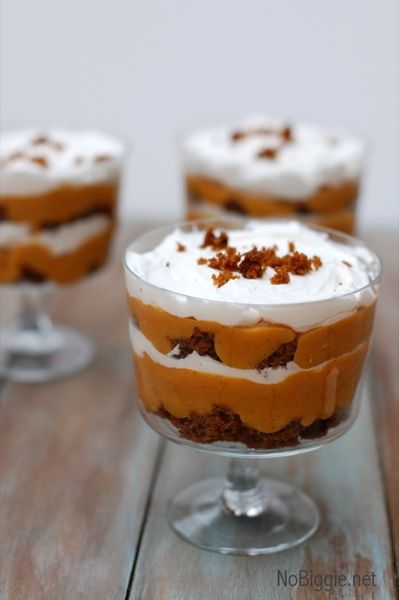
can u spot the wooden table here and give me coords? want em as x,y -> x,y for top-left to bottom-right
1,226 -> 398,600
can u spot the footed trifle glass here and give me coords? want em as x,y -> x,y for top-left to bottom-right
0,128 -> 125,382
123,218 -> 381,555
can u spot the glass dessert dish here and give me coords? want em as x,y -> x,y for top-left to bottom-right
182,115 -> 365,234
123,218 -> 381,555
0,128 -> 125,382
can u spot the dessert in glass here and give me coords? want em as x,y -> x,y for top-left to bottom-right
0,128 -> 125,381
124,218 -> 381,555
182,116 -> 365,234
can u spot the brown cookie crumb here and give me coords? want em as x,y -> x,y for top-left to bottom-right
256,339 -> 297,370
30,156 -> 48,168
280,125 -> 293,142
257,147 -> 278,160
31,135 -> 49,145
197,233 -> 323,286
94,154 -> 112,163
285,251 -> 313,275
207,246 -> 241,272
30,135 -> 64,151
170,327 -> 220,361
200,228 -> 229,250
313,255 -> 322,270
231,130 -> 246,141
212,270 -> 239,288
231,125 -> 293,145
238,248 -> 269,279
270,266 -> 290,284
176,242 -> 186,252
1,151 -> 25,165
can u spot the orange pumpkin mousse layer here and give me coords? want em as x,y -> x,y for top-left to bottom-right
182,116 -> 365,234
124,221 -> 379,449
0,181 -> 119,227
186,176 -> 358,234
1,129 -> 124,284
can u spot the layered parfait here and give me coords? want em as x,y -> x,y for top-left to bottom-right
183,116 -> 365,234
0,129 -> 124,284
124,220 -> 379,451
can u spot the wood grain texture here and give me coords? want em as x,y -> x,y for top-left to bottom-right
366,230 -> 399,587
130,385 -> 396,600
0,225 -> 397,599
0,226 -> 160,600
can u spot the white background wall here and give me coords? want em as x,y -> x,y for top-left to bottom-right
1,0 -> 398,232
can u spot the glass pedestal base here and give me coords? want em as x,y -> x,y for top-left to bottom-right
0,326 -> 96,383
168,476 -> 320,555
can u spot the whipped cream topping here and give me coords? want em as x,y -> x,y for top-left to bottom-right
125,221 -> 379,330
182,115 -> 365,200
0,214 -> 111,255
0,129 -> 124,196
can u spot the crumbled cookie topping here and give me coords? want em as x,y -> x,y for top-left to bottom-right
280,126 -> 293,142
30,156 -> 48,168
212,271 -> 239,288
176,242 -> 186,252
200,228 -> 229,250
207,246 -> 241,272
230,123 -> 293,161
231,125 -> 292,143
257,147 -> 278,160
0,151 -> 25,166
270,266 -> 290,285
312,255 -> 322,270
198,228 -> 323,287
31,135 -> 50,145
30,135 -> 63,151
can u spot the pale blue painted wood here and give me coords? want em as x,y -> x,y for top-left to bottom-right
0,236 -> 162,600
130,381 -> 396,599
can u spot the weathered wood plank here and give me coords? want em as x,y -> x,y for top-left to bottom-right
130,383 -> 396,600
0,227 -> 161,600
0,226 -> 397,599
366,231 -> 399,582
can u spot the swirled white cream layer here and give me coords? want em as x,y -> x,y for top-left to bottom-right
183,115 -> 365,200
130,323 -> 366,385
0,129 -> 124,196
0,214 -> 111,255
125,221 -> 379,330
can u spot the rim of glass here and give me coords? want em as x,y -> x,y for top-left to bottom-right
123,218 -> 382,309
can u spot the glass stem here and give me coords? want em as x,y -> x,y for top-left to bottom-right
221,458 -> 265,517
18,288 -> 53,336
7,287 -> 59,356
